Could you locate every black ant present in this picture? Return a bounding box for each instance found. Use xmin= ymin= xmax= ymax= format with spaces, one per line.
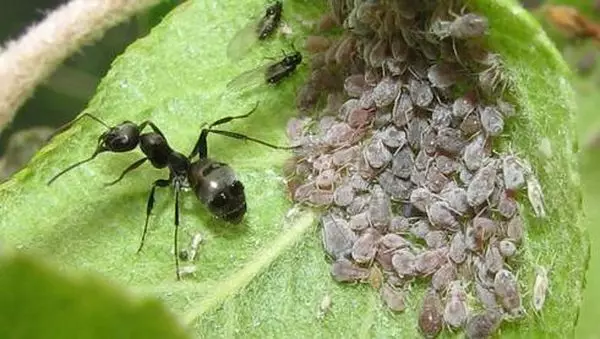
xmin=47 ymin=103 xmax=296 ymax=279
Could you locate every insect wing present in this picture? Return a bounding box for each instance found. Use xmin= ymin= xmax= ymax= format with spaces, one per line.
xmin=226 ymin=21 xmax=259 ymax=60
xmin=226 ymin=62 xmax=272 ymax=92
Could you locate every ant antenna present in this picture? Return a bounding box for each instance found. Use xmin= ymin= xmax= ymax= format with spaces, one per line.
xmin=47 ymin=147 xmax=106 ymax=185
xmin=48 ymin=113 xmax=111 ymax=142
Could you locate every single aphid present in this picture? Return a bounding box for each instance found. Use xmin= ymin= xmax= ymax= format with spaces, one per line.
xmin=418 ymin=288 xmax=444 ymax=338
xmin=379 ymin=125 xmax=407 ymax=149
xmin=440 ymin=184 xmax=470 ymax=214
xmin=392 ymin=90 xmax=414 ymax=127
xmin=315 ymin=169 xmax=336 ymax=189
xmin=463 ymin=133 xmax=489 ymax=171
xmin=432 ymin=262 xmax=456 ymax=291
xmin=368 ymin=185 xmax=391 ymax=230
xmin=475 ymin=282 xmax=500 ymax=310
xmin=427 ymin=201 xmax=459 ymax=230
xmin=450 ymin=13 xmax=489 ymax=39
xmin=372 ymin=77 xmax=400 ymax=107
xmin=526 ymin=172 xmax=547 ymax=218
xmin=392 ymin=249 xmax=417 ymax=278
xmin=378 ymin=171 xmax=413 ymax=201
xmin=427 ymin=62 xmax=460 ymax=88
xmin=380 ymin=233 xmax=411 ymax=250
xmin=338 ymin=98 xmax=360 ymax=120
xmin=352 ymin=228 xmax=380 ymax=264
xmin=333 ymin=184 xmax=355 ymax=207
xmin=460 ymin=111 xmax=483 ymax=136
xmin=484 ymin=245 xmax=504 ymax=274
xmin=346 ymin=195 xmax=370 ymax=216
xmin=479 ymin=106 xmax=504 ymax=136
xmin=226 ymin=1 xmax=283 ymax=60
xmin=408 ymin=78 xmax=434 ymax=108
xmin=426 ymin=230 xmax=449 ymax=249
xmin=407 ymin=117 xmax=430 ymax=150
xmin=381 ymin=283 xmax=406 ymax=312
xmin=349 ymin=212 xmax=369 ymax=232
xmin=390 ymin=215 xmax=411 ymax=233
xmin=227 ymin=49 xmax=302 ymax=92
xmin=411 ymin=219 xmax=433 ymax=239
xmin=364 ymin=137 xmax=393 ymax=169
xmin=331 ymin=258 xmax=370 ymax=282
xmin=497 ymin=191 xmax=517 ymax=219
xmin=506 ymin=215 xmax=524 ymax=243
xmin=390 ymin=33 xmax=409 ymax=61
xmin=425 ymin=164 xmax=449 ymax=193
xmin=532 ymin=265 xmax=549 ymax=312
xmin=494 ymin=269 xmax=524 ymax=317
xmin=313 ymin=154 xmax=334 ymax=172
xmin=317 ymin=294 xmax=332 ymax=319
xmin=444 ymin=280 xmax=469 ymax=328
xmin=415 ymin=247 xmax=449 ymax=276
xmin=449 ymin=232 xmax=467 ymax=263
xmin=322 ymin=122 xmax=355 ymax=147
xmin=465 ymin=309 xmax=503 ymax=339
xmin=431 ymin=105 xmax=453 ymax=130
xmin=452 ymin=93 xmax=476 ymax=118
xmin=410 ymin=187 xmax=437 ymax=213
xmin=502 ymin=155 xmax=526 ymax=191
xmin=421 ymin=128 xmax=438 ymax=155
xmin=467 ymin=160 xmax=498 ymax=207
xmin=332 ymin=146 xmax=360 ymax=167
xmin=435 ymin=127 xmax=466 ymax=155
xmin=498 ymin=239 xmax=517 ymax=257
xmin=321 ymin=213 xmax=357 ymax=259
xmin=391 ymin=146 xmax=415 ymax=179
xmin=347 ymin=107 xmax=376 ymax=128
xmin=335 ymin=34 xmax=357 ymax=66
xmin=415 ymin=149 xmax=433 ymax=171
xmin=344 ymin=74 xmax=367 ymax=98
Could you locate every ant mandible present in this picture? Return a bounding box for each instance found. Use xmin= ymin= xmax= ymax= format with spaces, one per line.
xmin=47 ymin=102 xmax=295 ymax=279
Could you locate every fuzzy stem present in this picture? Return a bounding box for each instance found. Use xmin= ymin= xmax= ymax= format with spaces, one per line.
xmin=0 ymin=0 xmax=163 ymax=131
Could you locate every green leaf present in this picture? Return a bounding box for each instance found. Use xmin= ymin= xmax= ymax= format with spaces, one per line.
xmin=0 ymin=0 xmax=587 ymax=338
xmin=0 ymin=252 xmax=188 ymax=338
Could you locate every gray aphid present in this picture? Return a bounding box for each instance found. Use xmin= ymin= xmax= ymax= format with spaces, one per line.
xmin=526 ymin=172 xmax=546 ymax=218
xmin=493 ymin=269 xmax=524 ymax=317
xmin=444 ymin=280 xmax=469 ymax=328
xmin=498 ymin=239 xmax=517 ymax=257
xmin=465 ymin=309 xmax=502 ymax=339
xmin=313 ymin=154 xmax=334 ymax=172
xmin=532 ymin=265 xmax=549 ymax=312
xmin=380 ymin=125 xmax=407 ymax=149
xmin=432 ymin=262 xmax=456 ymax=291
xmin=440 ymin=185 xmax=470 ymax=214
xmin=391 ymin=146 xmax=415 ymax=179
xmin=428 ymin=201 xmax=459 ymax=230
xmin=332 ymin=146 xmax=360 ymax=167
xmin=372 ymin=76 xmax=400 ymax=107
xmin=463 ymin=133 xmax=488 ymax=171
xmin=331 ymin=258 xmax=370 ymax=282
xmin=426 ymin=230 xmax=449 ymax=249
xmin=347 ymin=195 xmax=370 ymax=215
xmin=333 ymin=184 xmax=355 ymax=207
xmin=364 ymin=137 xmax=392 ymax=169
xmin=392 ymin=249 xmax=416 ymax=277
xmin=475 ymin=282 xmax=500 ymax=310
xmin=506 ymin=215 xmax=524 ymax=243
xmin=344 ymin=74 xmax=367 ymax=98
xmin=484 ymin=245 xmax=504 ymax=274
xmin=338 ymin=98 xmax=360 ymax=121
xmin=379 ymin=170 xmax=413 ymax=200
xmin=435 ymin=154 xmax=458 ymax=175
xmin=415 ymin=149 xmax=433 ymax=171
xmin=392 ymin=90 xmax=414 ymax=127
xmin=407 ymin=117 xmax=430 ymax=150
xmin=380 ymin=233 xmax=412 ymax=249
xmin=497 ymin=191 xmax=517 ymax=219
xmin=449 ymin=13 xmax=489 ymax=39
xmin=410 ymin=187 xmax=437 ymax=213
xmin=480 ymin=106 xmax=504 ymax=136
xmin=426 ymin=164 xmax=449 ymax=193
xmin=421 ymin=128 xmax=438 ymax=155
xmin=449 ymin=232 xmax=467 ymax=263
xmin=368 ymin=185 xmax=392 ymax=231
xmin=436 ymin=127 xmax=466 ymax=155
xmin=323 ymin=122 xmax=354 ymax=146
xmin=349 ymin=212 xmax=370 ymax=231
xmin=408 ymin=78 xmax=434 ymax=108
xmin=321 ymin=213 xmax=357 ymax=259
xmin=410 ymin=219 xmax=432 ymax=239
xmin=309 ymin=189 xmax=334 ymax=206
xmin=452 ymin=94 xmax=476 ymax=118
xmin=467 ymin=161 xmax=497 ymax=207
xmin=390 ymin=215 xmax=411 ymax=232
xmin=502 ymin=155 xmax=526 ymax=191
xmin=352 ymin=228 xmax=380 ymax=264
xmin=415 ymin=247 xmax=449 ymax=276
xmin=381 ymin=283 xmax=406 ymax=312
xmin=315 ymin=169 xmax=337 ymax=189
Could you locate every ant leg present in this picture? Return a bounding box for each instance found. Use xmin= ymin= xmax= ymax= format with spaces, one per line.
xmin=48 ymin=113 xmax=111 ymax=141
xmin=174 ymin=187 xmax=181 ymax=280
xmin=206 ymin=129 xmax=298 ymax=150
xmin=188 ymin=102 xmax=260 ymax=159
xmin=137 ymin=178 xmax=170 ymax=253
xmin=47 ymin=147 xmax=107 ymax=185
xmin=104 ymin=157 xmax=148 ymax=186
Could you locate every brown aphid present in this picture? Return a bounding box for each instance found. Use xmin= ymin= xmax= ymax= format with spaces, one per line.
xmin=465 ymin=309 xmax=502 ymax=339
xmin=347 ymin=107 xmax=376 ymax=128
xmin=321 ymin=213 xmax=357 ymax=259
xmin=427 ymin=62 xmax=459 ymax=88
xmin=344 ymin=74 xmax=367 ymax=98
xmin=452 ymin=93 xmax=476 ymax=118
xmin=533 ymin=265 xmax=549 ymax=312
xmin=335 ymin=34 xmax=357 ymax=66
xmin=463 ymin=133 xmax=488 ymax=171
xmin=390 ymin=33 xmax=409 ymax=62
xmin=460 ymin=112 xmax=483 ymax=136
xmin=426 ymin=230 xmax=449 ymax=249
xmin=334 ymin=184 xmax=355 ymax=207
xmin=497 ymin=191 xmax=517 ymax=219
xmin=368 ymin=185 xmax=392 ymax=231
xmin=323 ymin=122 xmax=355 ymax=147
xmin=467 ymin=161 xmax=498 ymax=207
xmin=436 ymin=127 xmax=466 ymax=155
xmin=392 ymin=89 xmax=415 ymax=128
xmin=475 ymin=282 xmax=499 ymax=310
xmin=392 ymin=249 xmax=416 ymax=277
xmin=498 ymin=239 xmax=517 ymax=257
xmin=494 ymin=269 xmax=524 ymax=317
xmin=331 ymin=258 xmax=371 ymax=283
xmin=368 ymin=38 xmax=388 ymax=68
xmin=349 ymin=212 xmax=369 ymax=231
xmin=449 ymin=232 xmax=467 ymax=263
xmin=432 ymin=262 xmax=456 ymax=291
xmin=352 ymin=228 xmax=380 ymax=264
xmin=506 ymin=215 xmax=524 ymax=243
xmin=391 ymin=146 xmax=415 ymax=179
xmin=480 ymin=106 xmax=504 ymax=136
xmin=418 ymin=288 xmax=444 ymax=338
xmin=379 ymin=170 xmax=413 ymax=201
xmin=415 ymin=247 xmax=449 ymax=276
xmin=408 ymin=78 xmax=434 ymax=108
xmin=305 ymin=35 xmax=332 ymax=54
xmin=364 ymin=137 xmax=393 ymax=169
xmin=427 ymin=201 xmax=459 ymax=230
xmin=381 ymin=283 xmax=406 ymax=312
xmin=373 ymin=77 xmax=400 ymax=107
xmin=296 ymin=82 xmax=321 ymax=113
xmin=318 ymin=12 xmax=338 ymax=31
xmin=484 ymin=245 xmax=504 ymax=274
xmin=368 ymin=265 xmax=384 ymax=290
xmin=444 ymin=280 xmax=469 ymax=328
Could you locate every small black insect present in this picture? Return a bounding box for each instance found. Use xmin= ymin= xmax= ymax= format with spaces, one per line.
xmin=226 ymin=48 xmax=303 ymax=92
xmin=48 ymin=103 xmax=295 ymax=279
xmin=226 ymin=1 xmax=284 ymax=60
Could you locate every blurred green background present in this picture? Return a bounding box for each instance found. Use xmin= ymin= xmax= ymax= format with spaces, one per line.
xmin=0 ymin=0 xmax=598 ymax=337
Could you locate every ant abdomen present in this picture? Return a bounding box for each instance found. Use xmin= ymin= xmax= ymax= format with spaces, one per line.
xmin=140 ymin=132 xmax=173 ymax=168
xmin=102 ymin=122 xmax=141 ymax=152
xmin=188 ymin=159 xmax=247 ymax=224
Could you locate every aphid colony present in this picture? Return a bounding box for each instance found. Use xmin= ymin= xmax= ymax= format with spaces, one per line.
xmin=285 ymin=1 xmax=547 ymax=338
xmin=47 ymin=1 xmax=302 ymax=280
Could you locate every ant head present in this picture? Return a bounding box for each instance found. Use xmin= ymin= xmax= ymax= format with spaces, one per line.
xmin=188 ymin=161 xmax=247 ymax=224
xmin=101 ymin=121 xmax=141 ymax=152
